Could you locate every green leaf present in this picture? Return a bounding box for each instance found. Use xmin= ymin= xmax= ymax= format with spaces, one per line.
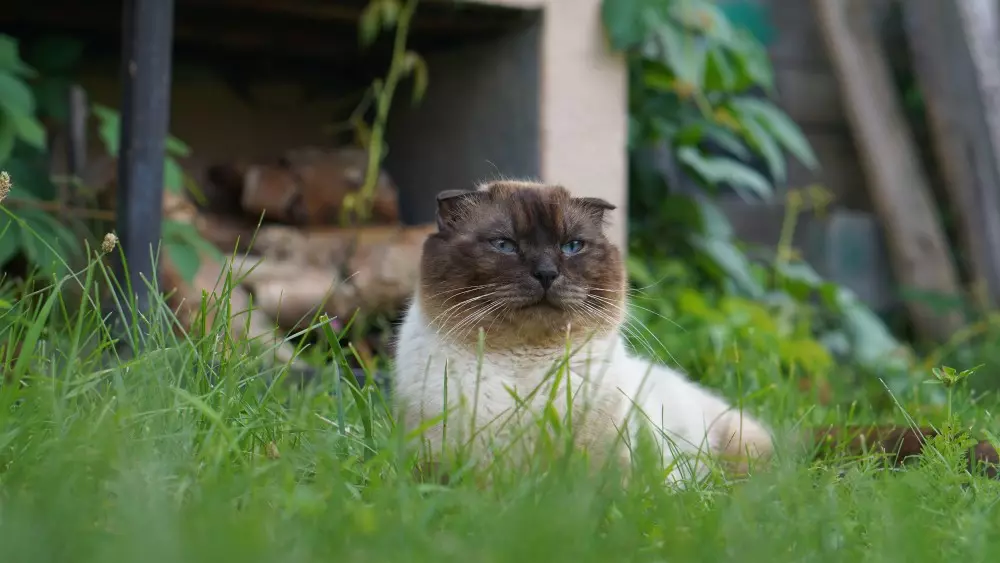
xmin=379 ymin=0 xmax=400 ymax=28
xmin=20 ymin=219 xmax=64 ymax=277
xmin=654 ymin=17 xmax=705 ymax=88
xmin=92 ymin=103 xmax=121 ymax=155
xmin=11 ymin=112 xmax=47 ymax=149
xmin=671 ymin=1 xmax=736 ymax=46
xmin=0 ymin=73 xmax=36 ymax=117
xmin=690 ymin=234 xmax=763 ymax=298
xmin=402 ymin=51 xmax=429 ymax=105
xmin=677 ymin=146 xmax=773 ymax=199
xmin=704 ymin=48 xmax=736 ymax=92
xmin=836 ymin=288 xmax=909 ymax=373
xmin=730 ymin=31 xmax=775 ymax=92
xmin=164 ymin=218 xmax=223 ymax=263
xmin=692 ymin=196 xmax=733 ymax=239
xmin=359 ymin=2 xmax=381 ymax=47
xmin=740 ymin=115 xmax=785 ymax=183
xmin=702 ymin=123 xmax=752 ymax=161
xmin=166 ymin=135 xmax=191 ymax=157
xmin=2 ymin=150 xmax=56 ymax=200
xmin=602 ymin=0 xmax=654 ymax=50
xmin=625 ymin=254 xmax=657 ymax=288
xmin=642 ymin=63 xmax=675 ymax=92
xmin=94 ymin=103 xmax=189 ymax=158
xmin=18 ymin=207 xmax=81 ymax=262
xmin=0 ymin=36 xmax=37 ymax=77
xmin=165 ymin=238 xmax=201 ymax=284
xmin=0 ymin=115 xmax=15 ymax=164
xmin=165 ymin=158 xmax=184 ymax=194
xmin=731 ymin=97 xmax=818 ymax=170
xmin=0 ymin=36 xmax=19 ymax=71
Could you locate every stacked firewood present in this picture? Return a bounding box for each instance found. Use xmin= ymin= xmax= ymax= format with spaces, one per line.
xmin=98 ymin=146 xmax=433 ymax=364
xmin=186 ymin=146 xmax=432 ymax=329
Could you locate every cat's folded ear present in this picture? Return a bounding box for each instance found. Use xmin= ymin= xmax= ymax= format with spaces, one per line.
xmin=573 ymin=197 xmax=616 ymax=223
xmin=436 ymin=189 xmax=482 ymax=231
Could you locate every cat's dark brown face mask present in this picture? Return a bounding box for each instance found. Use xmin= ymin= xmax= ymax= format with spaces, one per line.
xmin=419 ymin=181 xmax=626 ymax=347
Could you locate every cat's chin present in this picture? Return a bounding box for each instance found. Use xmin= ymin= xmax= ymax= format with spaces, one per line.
xmin=507 ymin=296 xmax=580 ymax=313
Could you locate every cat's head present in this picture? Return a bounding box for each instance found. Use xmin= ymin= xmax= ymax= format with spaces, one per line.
xmin=419 ymin=181 xmax=625 ymax=347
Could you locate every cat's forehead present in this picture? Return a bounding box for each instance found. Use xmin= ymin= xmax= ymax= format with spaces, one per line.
xmin=477 ymin=181 xmax=582 ymax=235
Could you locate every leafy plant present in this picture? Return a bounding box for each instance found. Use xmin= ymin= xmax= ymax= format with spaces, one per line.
xmin=602 ymin=1 xmax=910 ymax=382
xmin=0 ymin=36 xmax=47 ymax=162
xmin=0 ymin=35 xmax=82 ymax=278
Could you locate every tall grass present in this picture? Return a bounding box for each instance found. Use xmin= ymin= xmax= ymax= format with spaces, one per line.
xmin=1 ymin=228 xmax=1000 ymax=562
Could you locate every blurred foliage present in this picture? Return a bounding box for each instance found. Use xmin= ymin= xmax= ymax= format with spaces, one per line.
xmin=0 ymin=34 xmax=82 ymax=278
xmin=0 ymin=33 xmax=216 ymax=287
xmin=601 ymin=0 xmax=914 ymax=390
xmin=342 ymin=0 xmax=426 ymax=224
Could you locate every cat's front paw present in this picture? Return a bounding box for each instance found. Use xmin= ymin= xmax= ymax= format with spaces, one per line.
xmin=713 ymin=410 xmax=774 ymax=476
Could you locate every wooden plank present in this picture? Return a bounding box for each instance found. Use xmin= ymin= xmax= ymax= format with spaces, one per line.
xmin=812 ymin=0 xmax=963 ymax=342
xmin=903 ymin=0 xmax=1000 ymax=310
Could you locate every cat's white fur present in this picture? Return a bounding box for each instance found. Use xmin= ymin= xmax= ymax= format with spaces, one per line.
xmin=393 ymin=294 xmax=773 ymax=483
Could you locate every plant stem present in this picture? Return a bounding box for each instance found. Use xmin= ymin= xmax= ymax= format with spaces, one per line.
xmin=352 ymin=0 xmax=420 ymax=224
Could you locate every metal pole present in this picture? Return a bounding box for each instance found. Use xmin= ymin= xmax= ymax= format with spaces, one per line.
xmin=114 ymin=0 xmax=175 ymax=326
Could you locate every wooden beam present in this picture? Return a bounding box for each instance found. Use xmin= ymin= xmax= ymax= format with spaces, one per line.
xmin=113 ymin=0 xmax=175 ymax=324
xmin=903 ymin=0 xmax=1000 ymax=311
xmin=812 ymin=0 xmax=963 ymax=342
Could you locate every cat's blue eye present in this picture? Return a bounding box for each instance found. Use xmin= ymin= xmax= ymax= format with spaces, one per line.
xmin=490 ymin=238 xmax=518 ymax=254
xmin=561 ymin=240 xmax=585 ymax=255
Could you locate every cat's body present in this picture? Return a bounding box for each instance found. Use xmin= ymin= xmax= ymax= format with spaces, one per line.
xmin=393 ymin=181 xmax=771 ymax=482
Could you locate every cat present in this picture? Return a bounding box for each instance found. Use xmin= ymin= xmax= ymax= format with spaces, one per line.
xmin=392 ymin=180 xmax=773 ymax=483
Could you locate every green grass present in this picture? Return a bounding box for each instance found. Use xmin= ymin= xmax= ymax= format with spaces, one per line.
xmin=2 ymin=253 xmax=1000 ymax=563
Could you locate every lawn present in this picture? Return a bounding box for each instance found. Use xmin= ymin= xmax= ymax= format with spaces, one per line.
xmin=1 ymin=258 xmax=1000 ymax=563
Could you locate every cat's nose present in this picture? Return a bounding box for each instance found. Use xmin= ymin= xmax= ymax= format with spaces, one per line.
xmin=533 ymin=266 xmax=559 ymax=290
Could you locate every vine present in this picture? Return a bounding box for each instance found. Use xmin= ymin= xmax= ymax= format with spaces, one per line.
xmin=342 ymin=0 xmax=427 ymax=224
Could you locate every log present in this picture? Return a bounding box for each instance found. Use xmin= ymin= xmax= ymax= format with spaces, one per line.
xmin=236 ymin=223 xmax=436 ymax=328
xmin=903 ymin=1 xmax=1000 ymax=311
xmin=812 ymin=0 xmax=964 ymax=342
xmin=213 ymin=146 xmax=401 ymax=226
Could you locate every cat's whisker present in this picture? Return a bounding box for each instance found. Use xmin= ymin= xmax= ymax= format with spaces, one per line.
xmin=585 ymin=300 xmax=671 ymax=357
xmin=444 ymin=300 xmax=507 ymax=343
xmin=588 ymin=286 xmax=638 ymax=294
xmin=481 ymin=303 xmax=510 ymax=341
xmin=450 ymin=303 xmax=500 ymax=340
xmin=587 ymin=292 xmax=684 ymax=331
xmin=589 ymin=275 xmax=674 ymax=295
xmin=581 ymin=295 xmax=681 ymax=367
xmin=457 ymin=306 xmax=507 ymax=344
xmin=424 ymin=283 xmax=500 ymax=305
xmin=575 ymin=300 xmax=658 ymax=360
xmin=428 ymin=292 xmax=499 ymax=330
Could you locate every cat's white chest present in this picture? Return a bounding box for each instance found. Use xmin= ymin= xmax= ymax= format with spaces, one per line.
xmin=394 ymin=303 xmax=579 ymax=416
